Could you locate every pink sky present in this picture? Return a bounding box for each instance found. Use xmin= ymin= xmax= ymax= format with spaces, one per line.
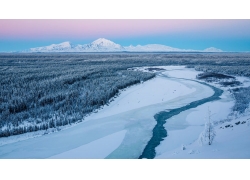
xmin=1 ymin=19 xmax=250 ymax=40
xmin=1 ymin=19 xmax=250 ymax=52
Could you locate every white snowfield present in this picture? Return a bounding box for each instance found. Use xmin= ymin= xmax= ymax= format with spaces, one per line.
xmin=50 ymin=130 xmax=127 ymax=159
xmin=0 ymin=66 xmax=249 ymax=159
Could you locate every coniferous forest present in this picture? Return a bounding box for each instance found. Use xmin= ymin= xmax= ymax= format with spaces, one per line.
xmin=1 ymin=53 xmax=250 ymax=137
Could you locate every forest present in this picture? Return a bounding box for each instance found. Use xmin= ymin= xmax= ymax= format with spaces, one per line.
xmin=1 ymin=53 xmax=250 ymax=137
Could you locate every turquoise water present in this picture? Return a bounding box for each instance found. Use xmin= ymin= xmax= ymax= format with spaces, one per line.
xmin=139 ymin=80 xmax=223 ymax=159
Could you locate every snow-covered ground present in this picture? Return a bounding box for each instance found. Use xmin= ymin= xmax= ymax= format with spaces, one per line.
xmin=153 ymin=66 xmax=250 ymax=158
xmin=156 ymin=114 xmax=250 ymax=158
xmin=50 ymin=130 xmax=127 ymax=159
xmin=0 ymin=66 xmax=249 ymax=159
xmin=84 ymin=75 xmax=197 ymax=120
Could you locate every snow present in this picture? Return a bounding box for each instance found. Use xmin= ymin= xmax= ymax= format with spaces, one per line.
xmin=235 ymin=76 xmax=250 ymax=88
xmin=50 ymin=130 xmax=127 ymax=159
xmin=155 ymin=98 xmax=235 ymax=157
xmin=30 ymin=38 xmax=124 ymax=52
xmin=0 ymin=66 xmax=249 ymax=159
xmin=85 ymin=76 xmax=196 ymax=119
xmin=91 ymin=38 xmax=119 ymax=47
xmin=28 ymin=38 xmax=223 ymax=52
xmin=90 ymin=38 xmax=124 ymax=50
xmin=124 ymin=44 xmax=182 ymax=52
xmin=161 ymin=66 xmax=203 ymax=79
xmin=203 ymin=47 xmax=223 ymax=52
xmin=156 ymin=115 xmax=250 ymax=158
xmin=154 ymin=67 xmax=250 ymax=159
xmin=0 ymin=66 xmax=213 ymax=158
xmin=30 ymin=41 xmax=73 ymax=52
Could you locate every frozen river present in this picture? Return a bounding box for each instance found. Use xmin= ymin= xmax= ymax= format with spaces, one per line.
xmin=0 ymin=66 xmax=225 ymax=159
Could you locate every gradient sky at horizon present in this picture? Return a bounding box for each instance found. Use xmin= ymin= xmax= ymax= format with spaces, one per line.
xmin=1 ymin=19 xmax=250 ymax=52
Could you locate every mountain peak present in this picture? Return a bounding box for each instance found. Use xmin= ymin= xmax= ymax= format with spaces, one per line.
xmin=90 ymin=38 xmax=123 ymax=50
xmin=91 ymin=38 xmax=117 ymax=46
xmin=203 ymin=47 xmax=223 ymax=52
xmin=30 ymin=41 xmax=73 ymax=52
xmin=59 ymin=41 xmax=72 ymax=46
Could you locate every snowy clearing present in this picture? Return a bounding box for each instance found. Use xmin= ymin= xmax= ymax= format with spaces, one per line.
xmin=156 ymin=114 xmax=250 ymax=158
xmin=50 ymin=130 xmax=127 ymax=159
xmin=84 ymin=75 xmax=197 ymax=120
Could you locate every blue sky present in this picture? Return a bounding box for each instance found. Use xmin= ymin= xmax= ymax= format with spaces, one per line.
xmin=1 ymin=19 xmax=250 ymax=52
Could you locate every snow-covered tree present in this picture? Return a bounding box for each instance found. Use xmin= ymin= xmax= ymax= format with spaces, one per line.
xmin=199 ymin=108 xmax=216 ymax=146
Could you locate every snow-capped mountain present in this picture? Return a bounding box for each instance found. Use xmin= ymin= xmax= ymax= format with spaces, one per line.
xmin=30 ymin=38 xmax=124 ymax=52
xmin=203 ymin=47 xmax=223 ymax=52
xmin=89 ymin=38 xmax=124 ymax=51
xmin=30 ymin=41 xmax=74 ymax=52
xmin=124 ymin=44 xmax=182 ymax=52
xmin=29 ymin=38 xmax=223 ymax=52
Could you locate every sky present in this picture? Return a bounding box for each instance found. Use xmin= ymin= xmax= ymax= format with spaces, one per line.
xmin=1 ymin=19 xmax=250 ymax=52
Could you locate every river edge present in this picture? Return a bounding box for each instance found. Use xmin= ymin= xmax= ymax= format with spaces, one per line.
xmin=154 ymin=67 xmax=250 ymax=159
xmin=139 ymin=77 xmax=223 ymax=159
xmin=0 ymin=66 xmax=214 ymax=158
xmin=1 ymin=66 xmax=249 ymax=158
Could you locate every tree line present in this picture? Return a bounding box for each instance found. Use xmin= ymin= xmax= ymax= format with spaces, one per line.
xmin=1 ymin=53 xmax=250 ymax=137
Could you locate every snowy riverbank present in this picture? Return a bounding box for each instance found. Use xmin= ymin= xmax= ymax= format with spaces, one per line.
xmin=0 ymin=66 xmax=249 ymax=158
xmin=154 ymin=66 xmax=250 ymax=158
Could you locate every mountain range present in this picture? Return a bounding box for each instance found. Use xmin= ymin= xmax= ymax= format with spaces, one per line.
xmin=28 ymin=38 xmax=223 ymax=53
